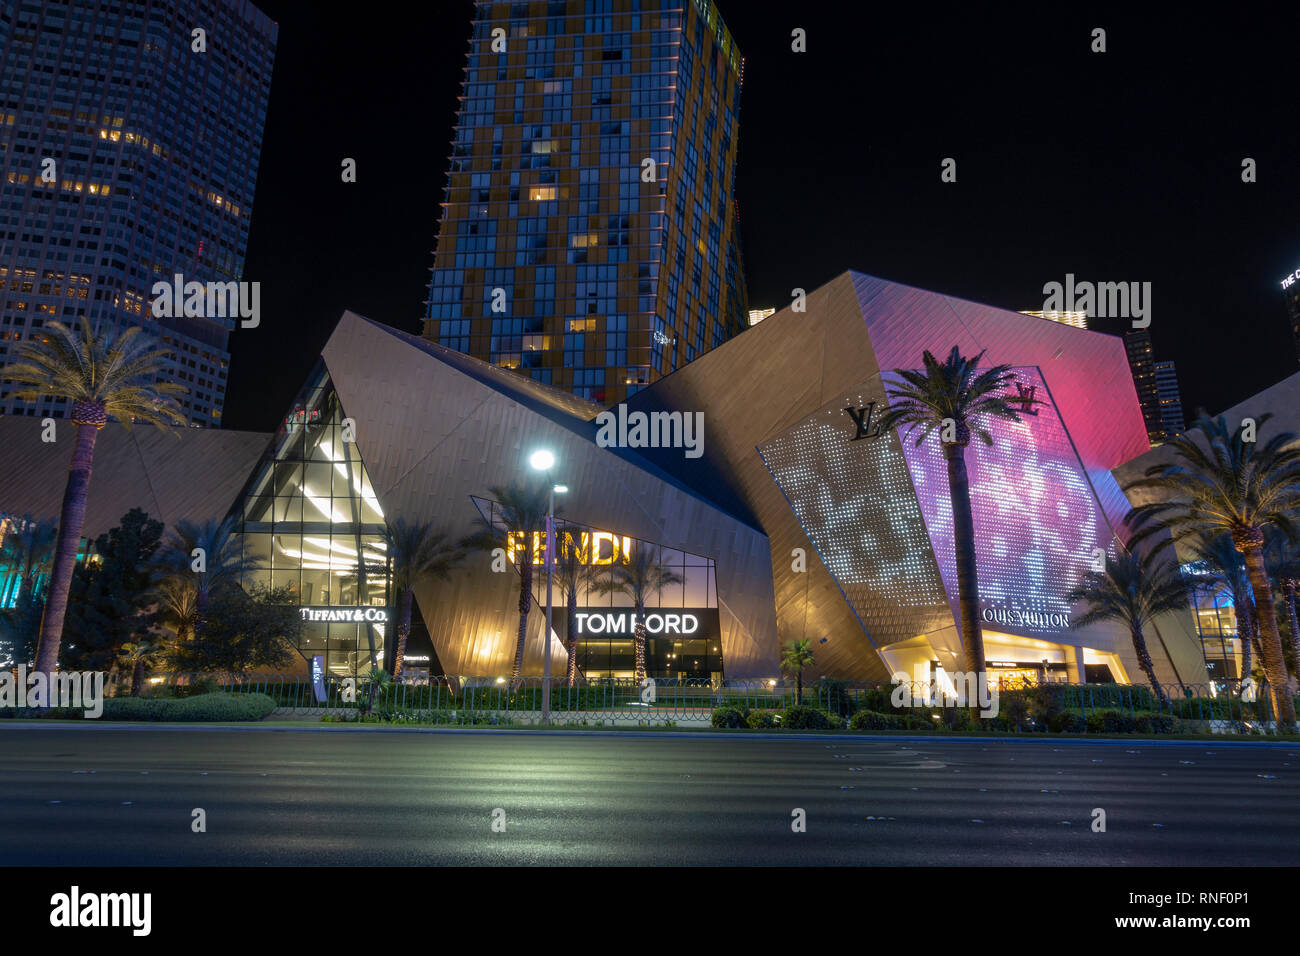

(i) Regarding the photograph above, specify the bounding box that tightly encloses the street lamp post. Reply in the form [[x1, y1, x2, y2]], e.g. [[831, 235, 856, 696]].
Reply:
[[529, 450, 566, 725]]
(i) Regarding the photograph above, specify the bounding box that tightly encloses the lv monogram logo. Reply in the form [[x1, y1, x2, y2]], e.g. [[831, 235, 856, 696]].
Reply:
[[845, 403, 883, 440], [1012, 383, 1040, 417]]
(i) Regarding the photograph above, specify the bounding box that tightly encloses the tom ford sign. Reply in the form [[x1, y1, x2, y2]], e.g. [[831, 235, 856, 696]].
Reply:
[[575, 611, 700, 636], [555, 607, 721, 642], [298, 606, 389, 624]]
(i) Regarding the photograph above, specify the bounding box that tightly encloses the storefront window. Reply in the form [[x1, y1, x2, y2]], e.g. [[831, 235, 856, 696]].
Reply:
[[231, 366, 391, 678]]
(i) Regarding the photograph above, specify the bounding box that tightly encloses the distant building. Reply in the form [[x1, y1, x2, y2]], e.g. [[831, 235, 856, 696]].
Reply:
[[1154, 360, 1185, 438], [1124, 329, 1164, 444], [1281, 263, 1300, 364], [747, 307, 775, 326], [423, 0, 749, 404], [0, 0, 278, 427], [1019, 310, 1088, 330]]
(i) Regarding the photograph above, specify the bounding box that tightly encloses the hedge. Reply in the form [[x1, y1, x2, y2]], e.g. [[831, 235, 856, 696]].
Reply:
[[100, 692, 277, 722]]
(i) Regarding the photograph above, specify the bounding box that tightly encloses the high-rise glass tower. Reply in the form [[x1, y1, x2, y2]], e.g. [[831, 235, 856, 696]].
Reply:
[[1153, 359, 1185, 438], [0, 0, 277, 427], [1124, 328, 1163, 445], [423, 0, 748, 404]]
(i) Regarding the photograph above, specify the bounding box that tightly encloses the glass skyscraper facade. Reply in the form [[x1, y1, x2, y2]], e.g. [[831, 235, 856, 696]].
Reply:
[[0, 0, 276, 427], [423, 0, 748, 404], [1124, 328, 1163, 445]]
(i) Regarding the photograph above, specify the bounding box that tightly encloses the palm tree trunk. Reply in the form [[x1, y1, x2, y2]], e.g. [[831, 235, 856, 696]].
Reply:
[[1234, 580, 1254, 679], [512, 561, 531, 686], [634, 602, 646, 681], [943, 442, 986, 716], [194, 585, 209, 640], [393, 586, 414, 678], [1284, 579, 1300, 692], [131, 659, 145, 697], [796, 670, 803, 706], [1130, 623, 1167, 705], [566, 586, 578, 688], [1238, 537, 1297, 725], [34, 423, 99, 675]]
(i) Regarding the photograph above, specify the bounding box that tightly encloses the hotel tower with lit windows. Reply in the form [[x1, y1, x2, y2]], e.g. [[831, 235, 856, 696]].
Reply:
[[423, 0, 749, 405], [0, 0, 276, 427]]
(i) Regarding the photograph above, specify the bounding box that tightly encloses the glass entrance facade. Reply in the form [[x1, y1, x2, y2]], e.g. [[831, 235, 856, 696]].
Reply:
[[231, 365, 391, 677]]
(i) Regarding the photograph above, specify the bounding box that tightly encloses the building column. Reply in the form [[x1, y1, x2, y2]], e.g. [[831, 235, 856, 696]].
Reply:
[[1067, 645, 1087, 684]]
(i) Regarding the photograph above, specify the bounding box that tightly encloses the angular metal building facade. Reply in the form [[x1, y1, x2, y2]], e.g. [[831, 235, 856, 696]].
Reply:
[[0, 271, 1210, 686]]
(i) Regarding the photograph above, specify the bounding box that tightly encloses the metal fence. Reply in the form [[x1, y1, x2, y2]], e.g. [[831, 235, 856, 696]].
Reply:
[[113, 673, 1297, 732]]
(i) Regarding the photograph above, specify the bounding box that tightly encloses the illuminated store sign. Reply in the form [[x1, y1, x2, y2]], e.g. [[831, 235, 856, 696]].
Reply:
[[555, 607, 721, 643], [298, 606, 389, 624], [507, 529, 633, 566], [574, 611, 701, 636], [980, 603, 1070, 631], [1283, 268, 1300, 290]]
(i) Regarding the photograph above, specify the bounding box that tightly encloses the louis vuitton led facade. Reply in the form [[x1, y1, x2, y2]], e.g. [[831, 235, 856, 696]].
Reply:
[[0, 271, 1209, 685]]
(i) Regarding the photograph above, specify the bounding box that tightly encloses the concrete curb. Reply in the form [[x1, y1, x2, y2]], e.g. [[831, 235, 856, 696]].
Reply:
[[1, 721, 1297, 748]]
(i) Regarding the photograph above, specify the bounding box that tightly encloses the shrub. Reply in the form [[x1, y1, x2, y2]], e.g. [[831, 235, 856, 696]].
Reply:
[[746, 710, 777, 729], [101, 692, 276, 722], [812, 678, 859, 717], [1049, 711, 1087, 733], [1000, 692, 1032, 731], [711, 707, 747, 728], [850, 709, 908, 730], [1085, 709, 1136, 734], [780, 705, 831, 729], [1030, 684, 1067, 724]]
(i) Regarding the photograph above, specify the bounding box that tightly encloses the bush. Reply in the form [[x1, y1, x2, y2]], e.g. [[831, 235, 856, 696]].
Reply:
[[780, 705, 831, 729], [711, 706, 747, 728], [850, 709, 909, 730], [100, 692, 276, 722], [1049, 711, 1087, 733], [1068, 683, 1159, 713], [1086, 709, 1136, 734], [746, 710, 777, 729], [812, 678, 859, 717]]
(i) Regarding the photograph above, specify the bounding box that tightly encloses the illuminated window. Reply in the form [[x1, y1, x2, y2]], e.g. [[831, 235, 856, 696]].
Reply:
[[570, 233, 598, 248], [528, 186, 557, 201]]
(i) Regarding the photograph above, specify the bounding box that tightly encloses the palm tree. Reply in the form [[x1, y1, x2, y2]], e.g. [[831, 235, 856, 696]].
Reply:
[[462, 483, 553, 682], [1186, 533, 1259, 680], [553, 527, 598, 687], [3, 319, 186, 674], [1125, 412, 1300, 724], [593, 544, 683, 681], [153, 516, 261, 638], [387, 518, 464, 678], [1065, 550, 1190, 705], [1264, 530, 1300, 689], [875, 347, 1036, 678], [152, 576, 199, 644], [780, 639, 816, 706], [0, 514, 58, 604], [116, 638, 166, 697]]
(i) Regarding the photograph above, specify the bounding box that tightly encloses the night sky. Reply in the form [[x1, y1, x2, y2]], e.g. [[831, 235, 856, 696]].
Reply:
[[228, 0, 1300, 433]]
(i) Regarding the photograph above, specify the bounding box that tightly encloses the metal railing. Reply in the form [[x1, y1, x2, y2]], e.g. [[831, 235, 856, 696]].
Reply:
[[99, 673, 1299, 733]]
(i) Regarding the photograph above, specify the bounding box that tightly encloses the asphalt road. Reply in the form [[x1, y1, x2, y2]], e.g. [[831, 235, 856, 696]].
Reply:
[[0, 725, 1296, 866]]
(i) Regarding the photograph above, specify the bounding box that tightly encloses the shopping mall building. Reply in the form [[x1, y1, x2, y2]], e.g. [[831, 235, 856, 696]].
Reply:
[[0, 272, 1212, 687]]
